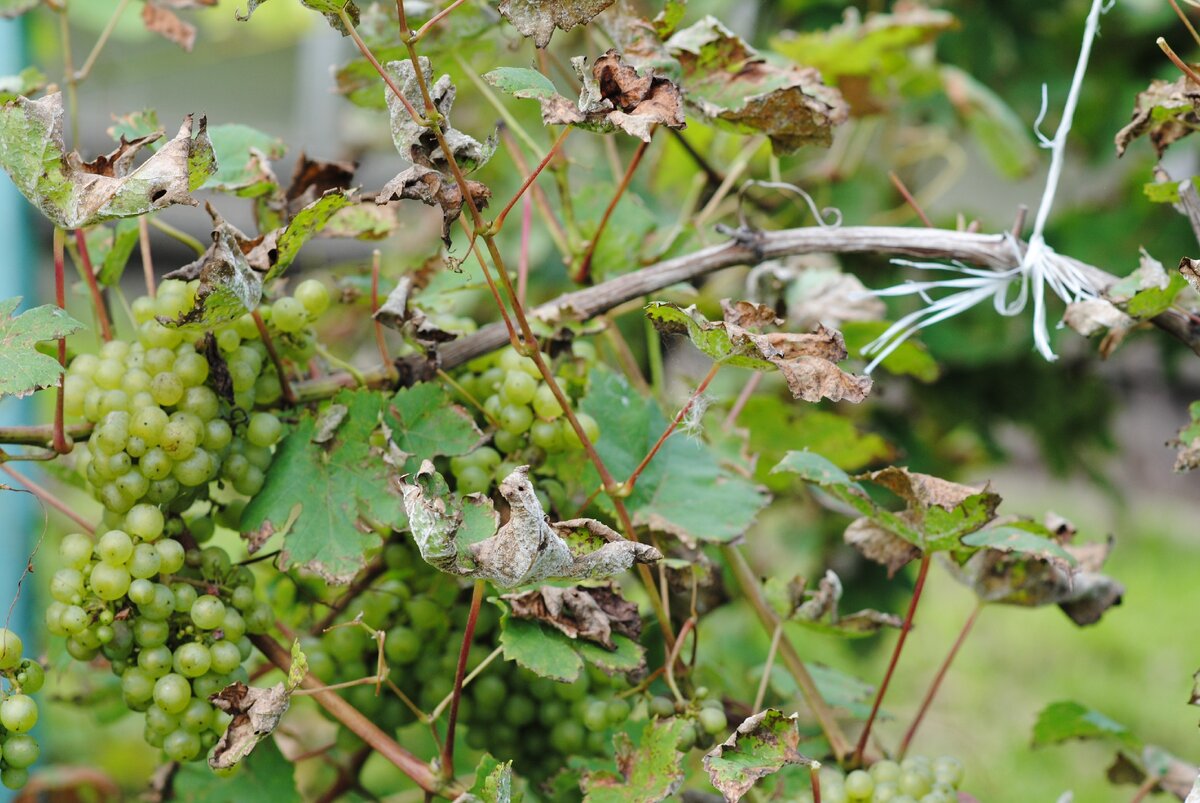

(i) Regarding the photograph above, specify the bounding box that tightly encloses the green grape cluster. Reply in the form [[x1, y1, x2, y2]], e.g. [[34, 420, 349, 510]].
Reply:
[[644, 692, 728, 753], [61, 278, 333, 514], [449, 343, 600, 496], [802, 755, 967, 803], [46, 515, 272, 762], [0, 629, 43, 790]]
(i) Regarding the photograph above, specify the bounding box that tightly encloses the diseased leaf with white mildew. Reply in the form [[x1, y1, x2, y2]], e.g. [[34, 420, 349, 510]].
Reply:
[[401, 461, 661, 587], [703, 709, 817, 802], [495, 599, 645, 682], [161, 206, 263, 329], [646, 300, 872, 403], [377, 164, 491, 247], [0, 298, 85, 399], [241, 390, 405, 584], [0, 93, 215, 228], [667, 17, 847, 153], [0, 67, 45, 104], [236, 0, 359, 36], [502, 581, 641, 650], [454, 754, 518, 803], [582, 718, 688, 802], [498, 0, 614, 48], [1116, 74, 1200, 157], [385, 58, 495, 173]]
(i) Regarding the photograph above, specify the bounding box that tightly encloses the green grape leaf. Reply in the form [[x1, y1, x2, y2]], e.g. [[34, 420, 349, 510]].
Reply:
[[501, 582, 642, 651], [0, 66, 46, 104], [703, 709, 817, 802], [384, 382, 485, 460], [581, 718, 688, 802], [385, 57, 495, 174], [174, 736, 299, 802], [1107, 251, 1188, 320], [840, 321, 939, 381], [0, 0, 39, 18], [741, 396, 893, 482], [484, 67, 560, 101], [646, 301, 872, 402], [0, 298, 85, 399], [770, 451, 875, 516], [204, 123, 285, 196], [237, 0, 359, 36], [91, 219, 142, 286], [961, 524, 1077, 565], [1115, 74, 1200, 157], [576, 369, 769, 545], [322, 202, 399, 240], [264, 189, 355, 281], [242, 389, 405, 584], [496, 600, 646, 682], [570, 178, 656, 281], [108, 108, 163, 145], [771, 6, 956, 84], [667, 17, 848, 153], [0, 93, 216, 228], [456, 754, 520, 803], [497, 0, 614, 48], [805, 662, 878, 720], [1032, 701, 1141, 750]]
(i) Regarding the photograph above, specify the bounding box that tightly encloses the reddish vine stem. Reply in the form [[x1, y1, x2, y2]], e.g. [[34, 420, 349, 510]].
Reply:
[[52, 229, 71, 455], [887, 171, 934, 228], [625, 362, 719, 494], [441, 579, 484, 779], [251, 310, 297, 406], [138, 216, 156, 298], [250, 632, 458, 797], [497, 127, 569, 256], [1158, 36, 1200, 86], [312, 555, 389, 634], [73, 229, 113, 342], [0, 464, 95, 532], [897, 600, 983, 759], [853, 553, 933, 766], [343, 9, 423, 123], [1168, 0, 1200, 47], [722, 372, 762, 432], [574, 136, 651, 284], [490, 126, 573, 235], [370, 250, 395, 379], [314, 746, 372, 803], [1129, 775, 1161, 803], [517, 195, 532, 307], [409, 0, 468, 41], [810, 764, 822, 803]]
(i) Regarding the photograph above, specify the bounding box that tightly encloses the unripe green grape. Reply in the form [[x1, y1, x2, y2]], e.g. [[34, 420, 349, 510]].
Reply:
[[209, 640, 242, 674], [499, 348, 540, 378], [124, 368, 153, 395], [97, 529, 134, 565], [174, 642, 212, 678], [216, 327, 241, 353], [89, 562, 132, 600], [199, 546, 232, 579], [16, 660, 44, 694], [254, 372, 282, 405], [530, 419, 563, 451], [272, 297, 308, 333], [223, 453, 250, 483], [145, 347, 174, 375], [65, 635, 100, 661], [50, 568, 85, 604], [140, 320, 183, 349], [222, 608, 247, 642], [499, 404, 534, 434], [155, 538, 185, 574], [872, 760, 902, 783], [181, 698, 213, 732], [203, 419, 233, 451], [142, 583, 178, 622], [247, 412, 283, 447], [493, 460, 521, 485], [114, 469, 150, 502], [0, 767, 29, 791], [164, 728, 202, 761], [153, 673, 192, 714], [128, 543, 162, 579], [146, 478, 181, 505], [179, 386, 219, 421], [0, 694, 38, 733], [531, 384, 563, 420], [59, 605, 88, 635], [230, 585, 255, 612], [172, 581, 198, 614], [844, 769, 873, 799], [2, 735, 38, 769], [293, 278, 330, 318], [161, 420, 198, 460], [70, 352, 101, 377], [191, 595, 227, 630], [383, 626, 422, 665], [96, 411, 131, 454], [676, 721, 698, 751], [126, 504, 165, 541], [243, 444, 273, 471], [899, 770, 933, 798], [60, 532, 93, 569], [138, 645, 174, 679], [173, 449, 214, 487], [63, 374, 90, 417], [455, 465, 490, 495], [139, 447, 173, 481], [493, 429, 523, 455], [128, 578, 156, 606], [125, 435, 148, 459], [133, 618, 171, 648], [932, 756, 964, 788], [501, 371, 538, 406], [583, 700, 609, 732], [698, 706, 727, 735], [174, 351, 209, 386], [150, 371, 184, 407], [233, 466, 265, 496], [145, 703, 180, 736], [94, 358, 125, 390], [551, 719, 585, 753]]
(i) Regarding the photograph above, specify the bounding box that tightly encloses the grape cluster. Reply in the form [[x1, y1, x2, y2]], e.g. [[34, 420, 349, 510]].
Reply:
[[0, 629, 42, 790], [45, 516, 273, 762], [644, 693, 728, 752], [62, 278, 332, 515], [806, 755, 967, 803], [449, 343, 600, 496]]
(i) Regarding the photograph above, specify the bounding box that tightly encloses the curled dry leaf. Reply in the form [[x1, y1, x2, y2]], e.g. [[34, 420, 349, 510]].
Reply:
[[777, 569, 903, 636], [385, 58, 496, 173], [540, 50, 686, 142], [400, 460, 661, 588], [1180, 257, 1200, 293], [208, 682, 291, 770], [377, 164, 491, 247], [702, 709, 817, 802], [0, 93, 216, 228], [667, 17, 847, 153], [1062, 298, 1135, 353], [237, 0, 360, 36], [747, 256, 886, 330], [142, 2, 197, 51], [160, 204, 263, 329], [501, 581, 641, 650], [498, 0, 615, 48], [645, 299, 872, 403], [861, 465, 987, 513], [373, 257, 460, 346], [1115, 75, 1200, 157], [845, 516, 921, 577]]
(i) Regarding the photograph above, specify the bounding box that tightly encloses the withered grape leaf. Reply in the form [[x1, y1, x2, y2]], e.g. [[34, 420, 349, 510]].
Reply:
[[498, 0, 615, 48]]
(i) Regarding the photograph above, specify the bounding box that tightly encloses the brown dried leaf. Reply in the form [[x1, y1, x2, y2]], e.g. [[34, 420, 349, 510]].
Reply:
[[377, 163, 491, 247], [142, 3, 197, 51], [160, 205, 262, 329], [208, 682, 291, 770], [540, 50, 685, 142], [858, 466, 983, 512], [373, 272, 458, 347], [501, 581, 640, 650], [1180, 257, 1200, 293], [845, 516, 920, 577], [385, 58, 495, 173], [1115, 75, 1200, 157], [702, 709, 816, 802], [286, 152, 355, 214], [498, 0, 615, 48], [1062, 299, 1135, 338]]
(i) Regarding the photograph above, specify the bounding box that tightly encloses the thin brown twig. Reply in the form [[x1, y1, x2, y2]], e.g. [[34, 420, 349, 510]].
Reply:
[[490, 126, 573, 235], [313, 556, 388, 634], [722, 372, 762, 432], [0, 464, 95, 533], [251, 310, 297, 406], [409, 0, 468, 41], [138, 216, 156, 298], [1169, 0, 1200, 48], [1158, 37, 1200, 86], [575, 137, 651, 284], [517, 194, 532, 308], [662, 617, 695, 705], [898, 600, 983, 759], [888, 171, 934, 228], [343, 8, 424, 124], [52, 229, 71, 455], [854, 553, 932, 766], [73, 229, 114, 342], [73, 0, 131, 82], [370, 250, 396, 379], [497, 126, 570, 256], [441, 579, 484, 779], [625, 362, 719, 494]]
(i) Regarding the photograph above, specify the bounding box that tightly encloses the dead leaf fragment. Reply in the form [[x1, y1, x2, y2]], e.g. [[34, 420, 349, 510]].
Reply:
[[208, 681, 291, 770], [498, 0, 615, 48], [160, 205, 263, 328], [845, 516, 920, 577], [385, 58, 495, 173], [702, 709, 816, 802], [142, 3, 197, 51], [377, 163, 491, 247], [502, 581, 641, 650], [859, 466, 985, 512], [1115, 75, 1200, 157]]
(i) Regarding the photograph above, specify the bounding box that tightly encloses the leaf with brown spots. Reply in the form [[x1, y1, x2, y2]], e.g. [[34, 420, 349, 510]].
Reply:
[[702, 709, 817, 802], [142, 2, 197, 51], [377, 164, 491, 247], [498, 0, 615, 48], [502, 582, 641, 650], [1116, 75, 1200, 157]]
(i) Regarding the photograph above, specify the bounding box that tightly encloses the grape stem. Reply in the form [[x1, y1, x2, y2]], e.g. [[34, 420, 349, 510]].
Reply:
[[441, 579, 484, 779], [312, 555, 388, 634], [752, 622, 784, 713], [624, 362, 720, 495], [370, 250, 396, 381], [52, 228, 71, 455], [73, 228, 114, 342], [428, 645, 503, 721], [0, 464, 95, 533], [251, 310, 297, 406], [138, 217, 156, 298], [897, 599, 983, 759], [853, 553, 933, 766], [250, 632, 460, 797], [663, 617, 696, 705], [407, 0, 469, 42], [573, 135, 652, 284], [810, 763, 822, 803]]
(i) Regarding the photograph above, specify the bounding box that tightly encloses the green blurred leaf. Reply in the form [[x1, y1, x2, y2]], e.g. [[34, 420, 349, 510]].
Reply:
[[0, 66, 46, 103], [204, 123, 285, 196], [840, 321, 939, 381], [702, 709, 816, 801], [496, 599, 645, 682], [484, 67, 559, 101], [107, 108, 163, 145], [384, 382, 484, 459], [242, 390, 404, 584], [581, 718, 687, 802], [961, 524, 1077, 565], [1032, 701, 1141, 750], [174, 737, 299, 802], [740, 395, 892, 481], [0, 297, 85, 399], [941, 65, 1036, 178], [93, 219, 141, 286]]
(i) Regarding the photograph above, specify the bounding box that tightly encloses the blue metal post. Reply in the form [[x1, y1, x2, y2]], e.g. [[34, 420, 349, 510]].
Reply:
[[0, 15, 37, 803]]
